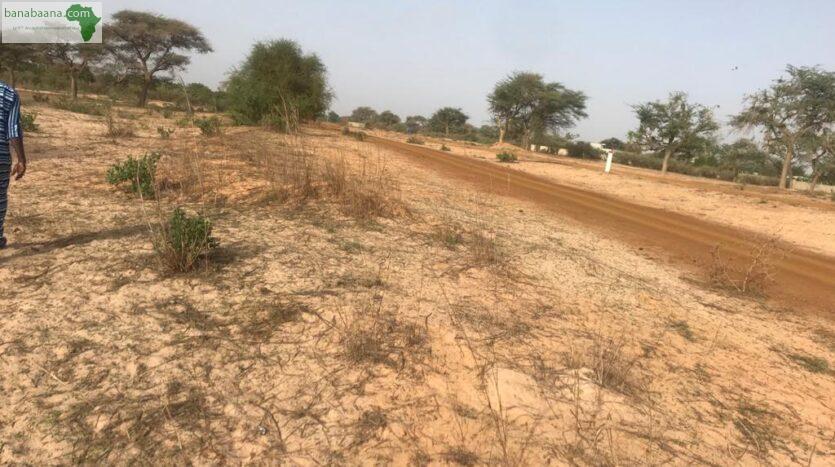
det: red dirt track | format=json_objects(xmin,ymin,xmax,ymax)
[{"xmin": 369, "ymin": 135, "xmax": 835, "ymax": 317}]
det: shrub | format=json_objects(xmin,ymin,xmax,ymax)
[
  {"xmin": 195, "ymin": 116, "xmax": 222, "ymax": 136},
  {"xmin": 566, "ymin": 141, "xmax": 603, "ymax": 159},
  {"xmin": 32, "ymin": 93, "xmax": 50, "ymax": 103},
  {"xmin": 496, "ymin": 152, "xmax": 517, "ymax": 163},
  {"xmin": 52, "ymin": 97, "xmax": 105, "ymax": 116},
  {"xmin": 154, "ymin": 208, "xmax": 218, "ymax": 272},
  {"xmin": 157, "ymin": 127, "xmax": 175, "ymax": 139},
  {"xmin": 440, "ymin": 144, "xmax": 451, "ymax": 151},
  {"xmin": 161, "ymin": 108, "xmax": 174, "ymax": 119},
  {"xmin": 406, "ymin": 136, "xmax": 424, "ymax": 145},
  {"xmin": 20, "ymin": 112, "xmax": 38, "ymax": 132},
  {"xmin": 106, "ymin": 152, "xmax": 160, "ymax": 198},
  {"xmin": 176, "ymin": 117, "xmax": 191, "ymax": 128}
]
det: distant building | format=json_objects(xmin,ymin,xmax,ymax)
[{"xmin": 347, "ymin": 121, "xmax": 366, "ymax": 129}]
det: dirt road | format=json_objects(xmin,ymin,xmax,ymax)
[{"xmin": 369, "ymin": 135, "xmax": 835, "ymax": 316}]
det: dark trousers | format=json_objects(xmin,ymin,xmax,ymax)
[{"xmin": 0, "ymin": 164, "xmax": 9, "ymax": 239}]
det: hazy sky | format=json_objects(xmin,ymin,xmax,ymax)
[{"xmin": 106, "ymin": 0, "xmax": 835, "ymax": 142}]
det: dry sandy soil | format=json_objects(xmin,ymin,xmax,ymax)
[{"xmin": 1, "ymin": 101, "xmax": 834, "ymax": 465}]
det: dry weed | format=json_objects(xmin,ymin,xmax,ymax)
[{"xmin": 708, "ymin": 236, "xmax": 782, "ymax": 296}]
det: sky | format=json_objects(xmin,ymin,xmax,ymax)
[{"xmin": 105, "ymin": 0, "xmax": 835, "ymax": 142}]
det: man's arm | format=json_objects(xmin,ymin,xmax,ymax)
[
  {"xmin": 7, "ymin": 91, "xmax": 25, "ymax": 180},
  {"xmin": 10, "ymin": 137, "xmax": 25, "ymax": 180}
]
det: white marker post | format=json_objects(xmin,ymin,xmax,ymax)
[{"xmin": 604, "ymin": 149, "xmax": 614, "ymax": 174}]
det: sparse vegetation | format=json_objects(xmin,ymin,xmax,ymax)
[
  {"xmin": 406, "ymin": 135, "xmax": 425, "ymax": 145},
  {"xmin": 106, "ymin": 152, "xmax": 160, "ymax": 198},
  {"xmin": 52, "ymin": 97, "xmax": 106, "ymax": 115},
  {"xmin": 788, "ymin": 352, "xmax": 829, "ymax": 373},
  {"xmin": 440, "ymin": 144, "xmax": 451, "ymax": 151},
  {"xmin": 152, "ymin": 207, "xmax": 218, "ymax": 272},
  {"xmin": 105, "ymin": 110, "xmax": 135, "ymax": 138}
]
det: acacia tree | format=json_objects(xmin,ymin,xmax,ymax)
[
  {"xmin": 732, "ymin": 66, "xmax": 835, "ymax": 189},
  {"xmin": 429, "ymin": 107, "xmax": 468, "ymax": 136},
  {"xmin": 106, "ymin": 10, "xmax": 212, "ymax": 107},
  {"xmin": 629, "ymin": 92, "xmax": 719, "ymax": 175},
  {"xmin": 44, "ymin": 44, "xmax": 105, "ymax": 99},
  {"xmin": 488, "ymin": 72, "xmax": 587, "ymax": 148}
]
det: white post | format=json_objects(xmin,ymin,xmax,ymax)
[{"xmin": 604, "ymin": 150, "xmax": 613, "ymax": 174}]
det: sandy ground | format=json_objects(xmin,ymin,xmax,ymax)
[
  {"xmin": 373, "ymin": 130, "xmax": 835, "ymax": 259},
  {"xmin": 0, "ymin": 103, "xmax": 833, "ymax": 464}
]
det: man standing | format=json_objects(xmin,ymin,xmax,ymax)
[{"xmin": 0, "ymin": 81, "xmax": 27, "ymax": 249}]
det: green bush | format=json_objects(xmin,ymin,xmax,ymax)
[
  {"xmin": 20, "ymin": 112, "xmax": 38, "ymax": 132},
  {"xmin": 52, "ymin": 97, "xmax": 106, "ymax": 116},
  {"xmin": 406, "ymin": 136, "xmax": 424, "ymax": 145},
  {"xmin": 157, "ymin": 127, "xmax": 175, "ymax": 139},
  {"xmin": 566, "ymin": 141, "xmax": 603, "ymax": 159},
  {"xmin": 155, "ymin": 208, "xmax": 218, "ymax": 272},
  {"xmin": 496, "ymin": 152, "xmax": 517, "ymax": 163},
  {"xmin": 195, "ymin": 116, "xmax": 222, "ymax": 136},
  {"xmin": 225, "ymin": 39, "xmax": 332, "ymax": 130},
  {"xmin": 106, "ymin": 152, "xmax": 160, "ymax": 198}
]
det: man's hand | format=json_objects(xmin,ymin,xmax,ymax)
[{"xmin": 11, "ymin": 161, "xmax": 25, "ymax": 180}]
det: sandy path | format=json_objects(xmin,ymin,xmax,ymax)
[{"xmin": 368, "ymin": 135, "xmax": 835, "ymax": 317}]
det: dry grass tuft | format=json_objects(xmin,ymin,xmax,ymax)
[
  {"xmin": 256, "ymin": 139, "xmax": 407, "ymax": 221},
  {"xmin": 565, "ymin": 333, "xmax": 645, "ymax": 397},
  {"xmin": 341, "ymin": 301, "xmax": 429, "ymax": 371},
  {"xmin": 469, "ymin": 229, "xmax": 503, "ymax": 266},
  {"xmin": 443, "ymin": 446, "xmax": 479, "ymax": 466}
]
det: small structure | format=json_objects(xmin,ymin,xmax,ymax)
[{"xmin": 347, "ymin": 121, "xmax": 366, "ymax": 129}]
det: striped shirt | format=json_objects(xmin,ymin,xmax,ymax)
[{"xmin": 0, "ymin": 81, "xmax": 22, "ymax": 165}]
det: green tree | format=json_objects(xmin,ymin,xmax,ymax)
[
  {"xmin": 629, "ymin": 92, "xmax": 719, "ymax": 175},
  {"xmin": 429, "ymin": 107, "xmax": 468, "ymax": 136},
  {"xmin": 225, "ymin": 39, "xmax": 332, "ymax": 131},
  {"xmin": 488, "ymin": 72, "xmax": 587, "ymax": 148},
  {"xmin": 600, "ymin": 137, "xmax": 625, "ymax": 150},
  {"xmin": 732, "ymin": 66, "xmax": 835, "ymax": 189},
  {"xmin": 350, "ymin": 106, "xmax": 378, "ymax": 124},
  {"xmin": 718, "ymin": 139, "xmax": 771, "ymax": 177},
  {"xmin": 106, "ymin": 10, "xmax": 212, "ymax": 107},
  {"xmin": 405, "ymin": 115, "xmax": 427, "ymax": 133},
  {"xmin": 0, "ymin": 44, "xmax": 37, "ymax": 88},
  {"xmin": 376, "ymin": 110, "xmax": 401, "ymax": 129},
  {"xmin": 327, "ymin": 110, "xmax": 340, "ymax": 123}
]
